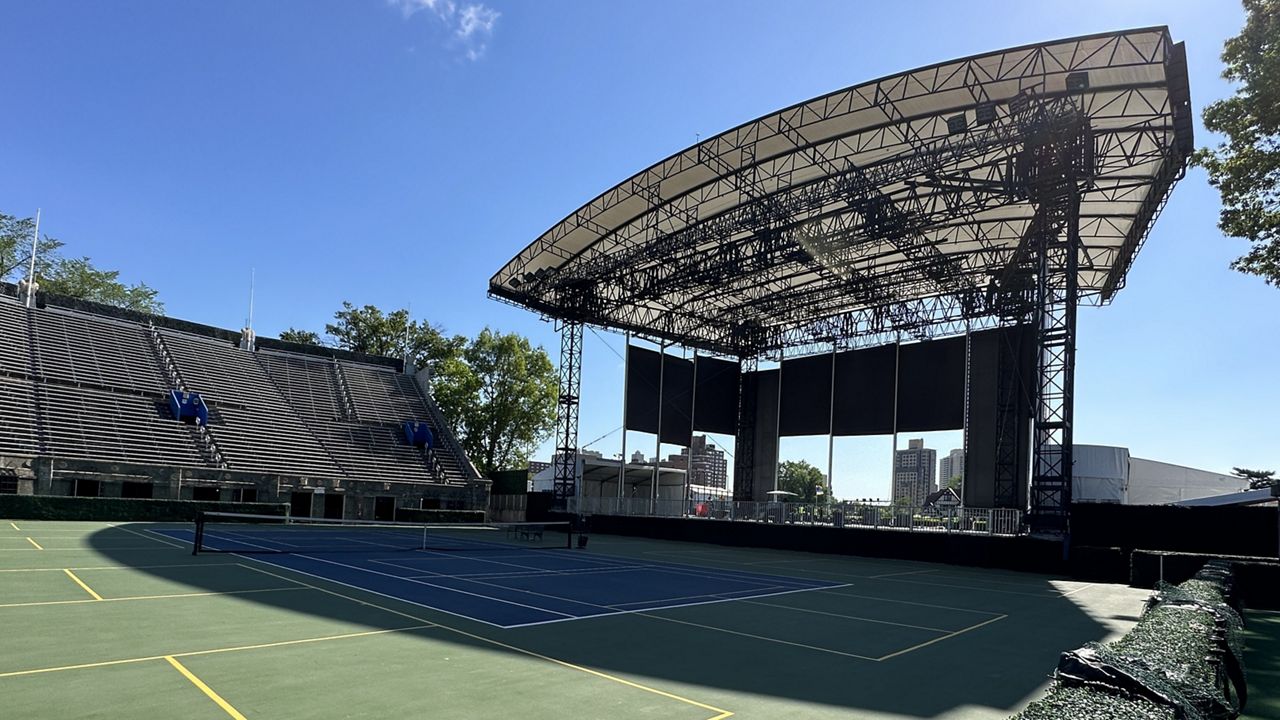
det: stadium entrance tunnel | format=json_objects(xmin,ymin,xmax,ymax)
[{"xmin": 79, "ymin": 522, "xmax": 1133, "ymax": 718}]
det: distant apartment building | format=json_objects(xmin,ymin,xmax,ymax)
[
  {"xmin": 631, "ymin": 450, "xmax": 648, "ymax": 464},
  {"xmin": 665, "ymin": 435, "xmax": 729, "ymax": 489},
  {"xmin": 893, "ymin": 438, "xmax": 937, "ymax": 506},
  {"xmin": 527, "ymin": 460, "xmax": 550, "ymax": 475},
  {"xmin": 939, "ymin": 448, "xmax": 965, "ymax": 488}
]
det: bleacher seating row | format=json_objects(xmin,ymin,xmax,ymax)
[{"xmin": 0, "ymin": 294, "xmax": 475, "ymax": 485}]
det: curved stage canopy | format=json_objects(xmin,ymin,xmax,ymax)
[{"xmin": 491, "ymin": 27, "xmax": 1192, "ymax": 357}]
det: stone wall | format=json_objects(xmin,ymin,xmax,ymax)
[{"xmin": 0, "ymin": 454, "xmax": 489, "ymax": 518}]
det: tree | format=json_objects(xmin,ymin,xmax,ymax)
[
  {"xmin": 1194, "ymin": 0, "xmax": 1280, "ymax": 285},
  {"xmin": 946, "ymin": 475, "xmax": 963, "ymax": 491},
  {"xmin": 325, "ymin": 302, "xmax": 463, "ymax": 369},
  {"xmin": 1231, "ymin": 467, "xmax": 1277, "ymax": 489},
  {"xmin": 278, "ymin": 328, "xmax": 323, "ymax": 345},
  {"xmin": 41, "ymin": 257, "xmax": 161, "ymax": 313},
  {"xmin": 776, "ymin": 460, "xmax": 826, "ymax": 503},
  {"xmin": 436, "ymin": 329, "xmax": 558, "ymax": 474},
  {"xmin": 291, "ymin": 303, "xmax": 559, "ymax": 474},
  {"xmin": 1, "ymin": 212, "xmax": 163, "ymax": 313}
]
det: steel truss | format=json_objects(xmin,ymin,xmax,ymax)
[
  {"xmin": 493, "ymin": 30, "xmax": 1191, "ymax": 361},
  {"xmin": 493, "ymin": 29, "xmax": 1194, "ymax": 525},
  {"xmin": 1020, "ymin": 117, "xmax": 1092, "ymax": 534},
  {"xmin": 552, "ymin": 321, "xmax": 583, "ymax": 506}
]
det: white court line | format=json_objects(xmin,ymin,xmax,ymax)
[
  {"xmin": 817, "ymin": 588, "xmax": 1004, "ymax": 617},
  {"xmin": 876, "ymin": 614, "xmax": 1008, "ymax": 661},
  {"xmin": 539, "ymin": 550, "xmax": 835, "ymax": 592},
  {"xmin": 740, "ymin": 599, "xmax": 952, "ymax": 633},
  {"xmin": 111, "ymin": 524, "xmax": 186, "ymax": 549},
  {"xmin": 1060, "ymin": 583, "xmax": 1095, "ymax": 597},
  {"xmin": 202, "ymin": 530, "xmax": 847, "ymax": 630},
  {"xmin": 202, "ymin": 531, "xmax": 578, "ymax": 621},
  {"xmin": 502, "ymin": 583, "xmax": 854, "ymax": 630},
  {"xmin": 637, "ymin": 612, "xmax": 880, "ymax": 661},
  {"xmin": 869, "ymin": 569, "xmax": 938, "ymax": 579}
]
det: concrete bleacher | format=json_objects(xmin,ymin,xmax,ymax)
[
  {"xmin": 0, "ymin": 290, "xmax": 478, "ymax": 489},
  {"xmin": 0, "ymin": 377, "xmax": 40, "ymax": 456},
  {"xmin": 30, "ymin": 309, "xmax": 165, "ymax": 393}
]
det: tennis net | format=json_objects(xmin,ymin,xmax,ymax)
[{"xmin": 192, "ymin": 512, "xmax": 574, "ymax": 555}]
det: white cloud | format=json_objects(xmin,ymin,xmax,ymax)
[{"xmin": 387, "ymin": 0, "xmax": 500, "ymax": 60}]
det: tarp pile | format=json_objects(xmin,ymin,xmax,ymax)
[{"xmin": 1013, "ymin": 560, "xmax": 1247, "ymax": 719}]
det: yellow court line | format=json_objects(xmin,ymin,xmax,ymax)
[
  {"xmin": 875, "ymin": 614, "xmax": 1008, "ymax": 661},
  {"xmin": 0, "ymin": 586, "xmax": 305, "ymax": 609},
  {"xmin": 236, "ymin": 563, "xmax": 734, "ymax": 720},
  {"xmin": 0, "ymin": 546, "xmax": 166, "ymax": 553},
  {"xmin": 9, "ymin": 522, "xmax": 19, "ymax": 531},
  {"xmin": 639, "ymin": 612, "xmax": 879, "ymax": 662},
  {"xmin": 26, "ymin": 537, "xmax": 43, "ymax": 550},
  {"xmin": 63, "ymin": 569, "xmax": 103, "ymax": 601},
  {"xmin": 165, "ymin": 656, "xmax": 247, "ymax": 720},
  {"xmin": 0, "ymin": 625, "xmax": 433, "ymax": 679},
  {"xmin": 0, "ymin": 562, "xmax": 233, "ymax": 573}
]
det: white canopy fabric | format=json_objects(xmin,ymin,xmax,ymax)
[{"xmin": 492, "ymin": 28, "xmax": 1191, "ymax": 355}]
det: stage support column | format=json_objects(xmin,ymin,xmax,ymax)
[
  {"xmin": 961, "ymin": 326, "xmax": 971, "ymax": 506},
  {"xmin": 773, "ymin": 356, "xmax": 782, "ymax": 498},
  {"xmin": 686, "ymin": 349, "xmax": 698, "ymax": 508},
  {"xmin": 617, "ymin": 332, "xmax": 630, "ymax": 503},
  {"xmin": 826, "ymin": 340, "xmax": 837, "ymax": 501},
  {"xmin": 889, "ymin": 337, "xmax": 901, "ymax": 504},
  {"xmin": 651, "ymin": 341, "xmax": 667, "ymax": 512},
  {"xmin": 552, "ymin": 321, "xmax": 583, "ymax": 510},
  {"xmin": 1029, "ymin": 187, "xmax": 1080, "ymax": 534},
  {"xmin": 732, "ymin": 356, "xmax": 758, "ymax": 502}
]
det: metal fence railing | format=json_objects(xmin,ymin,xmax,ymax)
[{"xmin": 567, "ymin": 497, "xmax": 1025, "ymax": 537}]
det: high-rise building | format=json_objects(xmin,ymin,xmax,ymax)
[
  {"xmin": 630, "ymin": 450, "xmax": 647, "ymax": 464},
  {"xmin": 667, "ymin": 435, "xmax": 729, "ymax": 489},
  {"xmin": 939, "ymin": 448, "xmax": 965, "ymax": 489},
  {"xmin": 892, "ymin": 438, "xmax": 936, "ymax": 507}
]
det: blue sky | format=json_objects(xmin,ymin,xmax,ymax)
[{"xmin": 1, "ymin": 0, "xmax": 1275, "ymax": 500}]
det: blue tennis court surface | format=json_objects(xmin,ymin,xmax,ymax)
[{"xmin": 155, "ymin": 527, "xmax": 845, "ymax": 628}]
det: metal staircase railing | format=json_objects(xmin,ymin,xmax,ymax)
[
  {"xmin": 330, "ymin": 359, "xmax": 358, "ymax": 421},
  {"xmin": 147, "ymin": 323, "xmax": 228, "ymax": 469}
]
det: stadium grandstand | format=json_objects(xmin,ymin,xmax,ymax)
[{"xmin": 0, "ymin": 281, "xmax": 486, "ymax": 517}]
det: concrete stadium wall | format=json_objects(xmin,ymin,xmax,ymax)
[
  {"xmin": 0, "ymin": 454, "xmax": 489, "ymax": 517},
  {"xmin": 571, "ymin": 513, "xmax": 1067, "ymax": 574}
]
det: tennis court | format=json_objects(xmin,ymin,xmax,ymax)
[{"xmin": 0, "ymin": 518, "xmax": 1185, "ymax": 719}]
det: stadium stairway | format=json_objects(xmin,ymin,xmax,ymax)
[{"xmin": 0, "ymin": 289, "xmax": 480, "ymax": 492}]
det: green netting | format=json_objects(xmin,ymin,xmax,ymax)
[
  {"xmin": 1012, "ymin": 685, "xmax": 1177, "ymax": 720},
  {"xmin": 1012, "ymin": 560, "xmax": 1246, "ymax": 720}
]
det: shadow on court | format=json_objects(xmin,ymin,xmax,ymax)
[{"xmin": 84, "ymin": 523, "xmax": 1133, "ymax": 718}]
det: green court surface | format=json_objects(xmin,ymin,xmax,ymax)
[{"xmin": 0, "ymin": 520, "xmax": 1268, "ymax": 719}]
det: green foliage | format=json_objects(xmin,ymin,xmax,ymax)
[
  {"xmin": 0, "ymin": 212, "xmax": 163, "ymax": 313},
  {"xmin": 440, "ymin": 328, "xmax": 558, "ymax": 475},
  {"xmin": 294, "ymin": 302, "xmax": 559, "ymax": 475},
  {"xmin": 1231, "ymin": 466, "xmax": 1276, "ymax": 488},
  {"xmin": 324, "ymin": 302, "xmax": 464, "ymax": 368},
  {"xmin": 41, "ymin": 257, "xmax": 162, "ymax": 313},
  {"xmin": 1193, "ymin": 0, "xmax": 1280, "ymax": 284},
  {"xmin": 278, "ymin": 328, "xmax": 323, "ymax": 345},
  {"xmin": 776, "ymin": 460, "xmax": 826, "ymax": 503},
  {"xmin": 946, "ymin": 474, "xmax": 962, "ymax": 490}
]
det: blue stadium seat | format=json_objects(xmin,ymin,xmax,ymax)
[{"xmin": 403, "ymin": 421, "xmax": 433, "ymax": 448}]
